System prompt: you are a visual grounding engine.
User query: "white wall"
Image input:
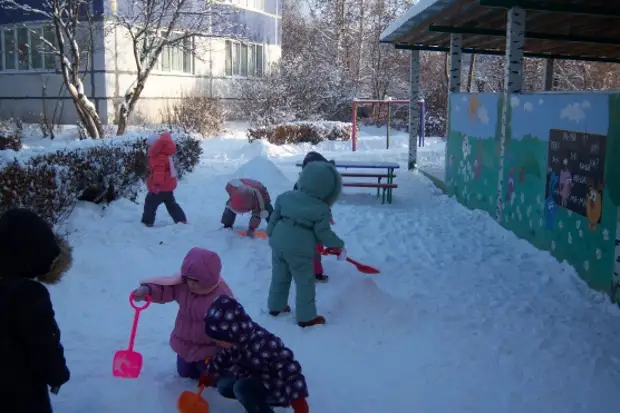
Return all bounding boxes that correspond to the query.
[0,20,282,125]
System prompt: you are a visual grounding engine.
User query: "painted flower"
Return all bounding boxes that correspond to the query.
[603,229,610,240]
[551,240,556,250]
[568,210,573,217]
[578,229,583,237]
[584,261,589,271]
[520,192,525,203]
[568,233,573,244]
[558,220,563,229]
[576,220,581,229]
[596,249,602,260]
[526,206,532,217]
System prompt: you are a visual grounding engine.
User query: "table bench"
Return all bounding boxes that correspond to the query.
[295,160,399,204]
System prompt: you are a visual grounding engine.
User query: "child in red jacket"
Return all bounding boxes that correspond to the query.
[221,178,273,237]
[198,296,310,413]
[141,132,187,227]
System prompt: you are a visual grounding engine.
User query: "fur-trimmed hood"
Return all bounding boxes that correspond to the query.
[0,209,73,284]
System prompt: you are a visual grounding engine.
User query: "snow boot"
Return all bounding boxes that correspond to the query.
[315,274,329,283]
[269,305,291,316]
[298,316,326,328]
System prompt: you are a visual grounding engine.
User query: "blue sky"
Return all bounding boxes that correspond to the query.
[450,93,498,138]
[511,93,609,140]
[450,92,609,140]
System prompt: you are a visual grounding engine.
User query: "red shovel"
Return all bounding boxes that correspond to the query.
[112,291,152,379]
[178,357,212,413]
[321,247,380,274]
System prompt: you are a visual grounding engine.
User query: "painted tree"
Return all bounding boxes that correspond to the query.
[0,0,104,138]
[110,0,243,135]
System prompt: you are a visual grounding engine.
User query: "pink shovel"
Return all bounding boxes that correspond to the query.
[112,291,152,379]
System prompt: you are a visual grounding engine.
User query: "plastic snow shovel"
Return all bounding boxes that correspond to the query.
[237,230,268,239]
[320,247,380,274]
[178,384,209,413]
[112,291,152,379]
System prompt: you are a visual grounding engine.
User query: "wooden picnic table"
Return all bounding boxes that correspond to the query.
[295,160,400,204]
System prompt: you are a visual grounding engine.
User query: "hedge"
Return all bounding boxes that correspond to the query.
[0,134,202,225]
[247,121,353,145]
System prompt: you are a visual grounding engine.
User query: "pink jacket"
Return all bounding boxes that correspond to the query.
[141,247,234,362]
[147,132,177,193]
[145,281,233,362]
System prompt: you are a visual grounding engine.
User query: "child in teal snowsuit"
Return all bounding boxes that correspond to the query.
[266,161,346,328]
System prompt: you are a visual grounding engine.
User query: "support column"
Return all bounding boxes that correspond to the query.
[496,6,525,222]
[408,49,420,170]
[449,33,463,93]
[543,58,554,90]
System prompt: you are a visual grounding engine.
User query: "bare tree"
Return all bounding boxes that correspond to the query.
[111,0,243,135]
[0,0,104,138]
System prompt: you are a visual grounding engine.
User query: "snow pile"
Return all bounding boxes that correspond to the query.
[230,155,293,194]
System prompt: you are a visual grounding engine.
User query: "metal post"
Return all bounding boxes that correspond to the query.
[544,59,554,90]
[386,102,391,149]
[449,33,463,93]
[496,6,526,222]
[352,100,358,151]
[408,50,421,170]
[418,99,426,147]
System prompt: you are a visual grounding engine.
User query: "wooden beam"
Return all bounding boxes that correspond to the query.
[393,44,620,63]
[429,24,620,45]
[479,0,620,18]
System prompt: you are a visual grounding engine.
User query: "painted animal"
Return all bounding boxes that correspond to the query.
[544,172,559,230]
[586,179,604,231]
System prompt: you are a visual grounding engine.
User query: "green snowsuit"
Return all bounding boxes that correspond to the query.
[266,161,345,322]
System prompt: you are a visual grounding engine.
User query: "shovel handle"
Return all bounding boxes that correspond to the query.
[129,291,152,310]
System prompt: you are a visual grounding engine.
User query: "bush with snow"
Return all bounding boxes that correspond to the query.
[161,95,225,137]
[0,118,23,151]
[0,134,202,225]
[247,121,353,145]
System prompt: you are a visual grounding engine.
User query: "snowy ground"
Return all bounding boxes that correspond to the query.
[41,126,620,413]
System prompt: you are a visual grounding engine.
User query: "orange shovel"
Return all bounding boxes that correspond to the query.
[237,230,268,239]
[178,384,209,413]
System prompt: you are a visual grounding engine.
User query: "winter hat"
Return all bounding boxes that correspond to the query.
[181,247,222,288]
[204,295,255,343]
[297,161,342,206]
[0,208,73,284]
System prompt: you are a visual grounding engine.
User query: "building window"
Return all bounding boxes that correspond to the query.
[0,26,57,71]
[227,0,264,10]
[154,32,193,74]
[225,40,264,77]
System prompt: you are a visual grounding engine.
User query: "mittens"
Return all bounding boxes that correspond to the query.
[291,398,309,413]
[152,185,161,195]
[198,374,214,388]
[133,285,150,301]
[336,248,347,261]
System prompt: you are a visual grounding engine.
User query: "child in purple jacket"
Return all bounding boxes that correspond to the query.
[198,296,310,413]
[132,247,233,379]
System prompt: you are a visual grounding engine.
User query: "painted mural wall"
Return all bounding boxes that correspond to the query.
[446,91,620,299]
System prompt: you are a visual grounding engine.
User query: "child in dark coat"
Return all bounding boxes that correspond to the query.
[294,151,336,283]
[198,296,310,413]
[0,208,73,413]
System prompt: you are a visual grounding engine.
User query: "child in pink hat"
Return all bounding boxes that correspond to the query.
[132,247,233,379]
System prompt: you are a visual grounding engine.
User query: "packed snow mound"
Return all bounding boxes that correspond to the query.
[329,277,411,328]
[230,155,292,193]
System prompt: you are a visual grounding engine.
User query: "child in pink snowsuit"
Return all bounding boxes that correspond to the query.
[132,247,233,379]
[221,178,273,237]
